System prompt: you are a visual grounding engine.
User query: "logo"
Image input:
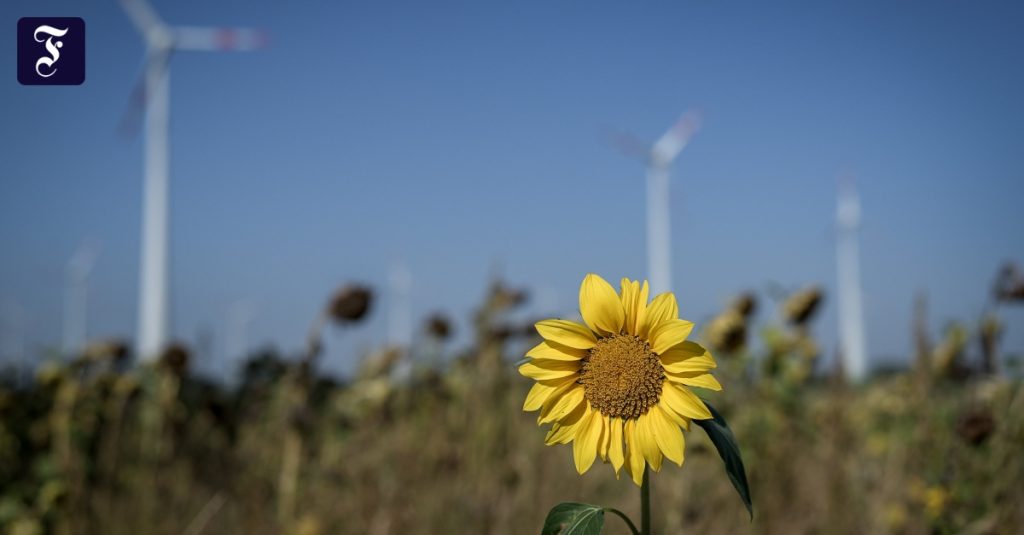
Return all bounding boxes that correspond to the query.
[17,17,85,85]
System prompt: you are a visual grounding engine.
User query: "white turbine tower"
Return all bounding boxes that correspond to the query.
[612,111,702,294]
[120,0,265,360]
[63,243,99,355]
[837,176,868,381]
[647,111,701,293]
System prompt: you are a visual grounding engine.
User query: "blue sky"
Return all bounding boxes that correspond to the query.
[2,1,1022,377]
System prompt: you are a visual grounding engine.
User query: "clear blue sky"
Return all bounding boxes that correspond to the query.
[2,1,1022,377]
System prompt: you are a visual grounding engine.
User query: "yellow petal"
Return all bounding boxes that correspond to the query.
[579,274,625,336]
[606,418,622,473]
[660,342,717,374]
[662,354,717,374]
[573,406,601,474]
[544,402,589,444]
[620,279,636,330]
[635,282,650,335]
[648,405,685,466]
[657,398,690,429]
[660,383,712,420]
[667,371,723,391]
[535,320,597,349]
[649,319,695,355]
[624,419,646,486]
[518,359,579,381]
[640,292,678,338]
[537,380,581,422]
[526,340,587,361]
[524,381,557,412]
[544,423,570,445]
[620,279,650,336]
[636,413,664,472]
[597,415,611,462]
[539,384,585,424]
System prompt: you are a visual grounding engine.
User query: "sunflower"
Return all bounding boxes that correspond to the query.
[519,273,720,485]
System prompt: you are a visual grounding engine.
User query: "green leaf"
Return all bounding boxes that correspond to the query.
[541,502,605,535]
[694,401,754,519]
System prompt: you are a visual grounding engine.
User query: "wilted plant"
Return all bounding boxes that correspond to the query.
[978,314,1003,376]
[424,313,453,341]
[0,273,1021,534]
[326,285,373,324]
[278,283,374,526]
[933,323,969,379]
[993,263,1024,302]
[704,292,758,386]
[762,286,824,383]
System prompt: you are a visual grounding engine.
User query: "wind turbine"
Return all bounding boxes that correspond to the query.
[611,111,702,294]
[119,0,266,361]
[63,243,99,355]
[836,175,868,381]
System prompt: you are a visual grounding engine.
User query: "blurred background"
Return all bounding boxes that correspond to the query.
[1,1,1023,534]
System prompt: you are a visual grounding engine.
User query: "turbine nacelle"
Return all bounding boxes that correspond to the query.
[121,0,267,54]
[651,110,702,168]
[608,110,703,169]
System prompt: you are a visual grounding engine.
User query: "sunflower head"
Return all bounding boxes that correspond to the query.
[519,273,720,485]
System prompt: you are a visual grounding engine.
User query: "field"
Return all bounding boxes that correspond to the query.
[0,281,1021,535]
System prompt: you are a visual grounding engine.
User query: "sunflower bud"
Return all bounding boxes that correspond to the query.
[326,285,373,325]
[159,343,190,376]
[706,310,746,353]
[993,263,1024,302]
[782,286,823,326]
[733,292,757,318]
[424,312,453,340]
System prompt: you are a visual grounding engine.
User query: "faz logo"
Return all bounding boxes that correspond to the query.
[17,17,85,85]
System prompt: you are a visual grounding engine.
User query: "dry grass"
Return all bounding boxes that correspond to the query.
[0,287,1021,535]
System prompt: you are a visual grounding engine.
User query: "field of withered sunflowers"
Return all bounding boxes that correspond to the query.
[1,267,1022,535]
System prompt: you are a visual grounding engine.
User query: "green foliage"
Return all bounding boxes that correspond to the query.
[695,401,753,519]
[541,502,604,535]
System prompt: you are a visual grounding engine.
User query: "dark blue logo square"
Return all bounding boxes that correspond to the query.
[17,17,85,85]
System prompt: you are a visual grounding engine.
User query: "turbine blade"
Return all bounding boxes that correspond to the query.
[602,128,651,163]
[118,0,165,36]
[117,49,174,138]
[173,27,269,51]
[651,109,702,164]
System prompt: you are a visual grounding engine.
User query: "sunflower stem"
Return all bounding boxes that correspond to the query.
[640,466,651,535]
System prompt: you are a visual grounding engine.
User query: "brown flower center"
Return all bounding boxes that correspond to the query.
[579,334,664,420]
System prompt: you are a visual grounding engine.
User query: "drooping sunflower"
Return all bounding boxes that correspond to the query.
[519,273,720,485]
